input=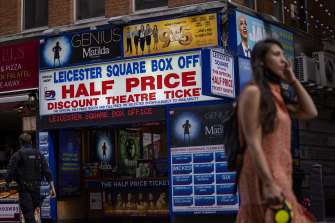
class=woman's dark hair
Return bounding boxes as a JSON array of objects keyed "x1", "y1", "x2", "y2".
[{"x1": 250, "y1": 38, "x2": 296, "y2": 133}]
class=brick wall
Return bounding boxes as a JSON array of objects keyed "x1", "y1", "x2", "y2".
[
  {"x1": 106, "y1": 0, "x2": 132, "y2": 18},
  {"x1": 256, "y1": 0, "x2": 272, "y2": 15},
  {"x1": 169, "y1": 0, "x2": 209, "y2": 8},
  {"x1": 49, "y1": 0, "x2": 74, "y2": 27},
  {"x1": 0, "y1": 0, "x2": 21, "y2": 36}
]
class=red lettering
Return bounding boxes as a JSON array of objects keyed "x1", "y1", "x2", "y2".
[
  {"x1": 141, "y1": 76, "x2": 155, "y2": 91},
  {"x1": 89, "y1": 82, "x2": 101, "y2": 96},
  {"x1": 126, "y1": 78, "x2": 139, "y2": 92},
  {"x1": 112, "y1": 110, "x2": 125, "y2": 117},
  {"x1": 75, "y1": 83, "x2": 90, "y2": 97},
  {"x1": 62, "y1": 85, "x2": 74, "y2": 99},
  {"x1": 148, "y1": 92, "x2": 156, "y2": 100},
  {"x1": 175, "y1": 90, "x2": 183, "y2": 98},
  {"x1": 157, "y1": 75, "x2": 163, "y2": 89},
  {"x1": 182, "y1": 71, "x2": 196, "y2": 87},
  {"x1": 165, "y1": 73, "x2": 179, "y2": 88},
  {"x1": 183, "y1": 88, "x2": 192, "y2": 97},
  {"x1": 102, "y1": 80, "x2": 114, "y2": 94}
]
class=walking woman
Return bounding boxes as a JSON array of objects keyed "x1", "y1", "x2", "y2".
[{"x1": 237, "y1": 39, "x2": 317, "y2": 223}]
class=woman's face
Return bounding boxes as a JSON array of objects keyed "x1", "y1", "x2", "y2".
[
  {"x1": 264, "y1": 44, "x2": 287, "y2": 79},
  {"x1": 238, "y1": 15, "x2": 248, "y2": 40}
]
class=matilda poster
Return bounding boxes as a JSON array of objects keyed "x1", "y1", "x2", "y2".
[
  {"x1": 123, "y1": 13, "x2": 219, "y2": 57},
  {"x1": 89, "y1": 129, "x2": 116, "y2": 177},
  {"x1": 120, "y1": 130, "x2": 141, "y2": 176}
]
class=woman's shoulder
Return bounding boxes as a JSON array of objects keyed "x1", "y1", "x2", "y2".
[{"x1": 240, "y1": 83, "x2": 260, "y2": 98}]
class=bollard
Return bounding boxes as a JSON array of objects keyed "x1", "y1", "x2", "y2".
[{"x1": 310, "y1": 164, "x2": 326, "y2": 222}]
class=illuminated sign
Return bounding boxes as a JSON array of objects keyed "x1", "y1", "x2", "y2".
[
  {"x1": 123, "y1": 12, "x2": 220, "y2": 57},
  {"x1": 40, "y1": 107, "x2": 166, "y2": 129},
  {"x1": 169, "y1": 103, "x2": 240, "y2": 214},
  {"x1": 228, "y1": 10, "x2": 294, "y2": 63},
  {"x1": 39, "y1": 27, "x2": 121, "y2": 69},
  {"x1": 39, "y1": 51, "x2": 216, "y2": 116},
  {"x1": 202, "y1": 49, "x2": 236, "y2": 99},
  {"x1": 0, "y1": 41, "x2": 39, "y2": 93}
]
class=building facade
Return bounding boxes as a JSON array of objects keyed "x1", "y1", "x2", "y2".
[{"x1": 0, "y1": 0, "x2": 334, "y2": 222}]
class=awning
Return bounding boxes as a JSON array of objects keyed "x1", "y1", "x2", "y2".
[{"x1": 0, "y1": 93, "x2": 30, "y2": 113}]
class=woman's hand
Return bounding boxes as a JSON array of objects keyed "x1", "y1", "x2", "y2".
[
  {"x1": 264, "y1": 182, "x2": 285, "y2": 206},
  {"x1": 283, "y1": 59, "x2": 297, "y2": 85}
]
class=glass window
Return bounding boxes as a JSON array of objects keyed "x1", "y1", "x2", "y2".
[
  {"x1": 24, "y1": 0, "x2": 48, "y2": 29},
  {"x1": 274, "y1": 0, "x2": 284, "y2": 22},
  {"x1": 244, "y1": 0, "x2": 256, "y2": 10},
  {"x1": 134, "y1": 0, "x2": 168, "y2": 11},
  {"x1": 76, "y1": 0, "x2": 105, "y2": 20}
]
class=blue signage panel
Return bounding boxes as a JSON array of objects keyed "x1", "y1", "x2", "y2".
[
  {"x1": 173, "y1": 186, "x2": 193, "y2": 196},
  {"x1": 169, "y1": 103, "x2": 240, "y2": 214},
  {"x1": 173, "y1": 175, "x2": 193, "y2": 185},
  {"x1": 59, "y1": 130, "x2": 82, "y2": 196},
  {"x1": 38, "y1": 132, "x2": 57, "y2": 220}
]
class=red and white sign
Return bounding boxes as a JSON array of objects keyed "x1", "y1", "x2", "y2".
[
  {"x1": 0, "y1": 203, "x2": 20, "y2": 221},
  {"x1": 0, "y1": 41, "x2": 39, "y2": 93},
  {"x1": 39, "y1": 51, "x2": 215, "y2": 116},
  {"x1": 210, "y1": 51, "x2": 235, "y2": 98}
]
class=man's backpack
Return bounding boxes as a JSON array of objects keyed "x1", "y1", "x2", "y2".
[
  {"x1": 18, "y1": 148, "x2": 42, "y2": 184},
  {"x1": 222, "y1": 102, "x2": 246, "y2": 194}
]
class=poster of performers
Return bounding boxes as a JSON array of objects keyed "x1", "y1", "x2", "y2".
[
  {"x1": 120, "y1": 129, "x2": 141, "y2": 176},
  {"x1": 123, "y1": 12, "x2": 219, "y2": 57},
  {"x1": 102, "y1": 182, "x2": 169, "y2": 217}
]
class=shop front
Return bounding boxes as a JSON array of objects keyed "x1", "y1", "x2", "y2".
[
  {"x1": 36, "y1": 11, "x2": 243, "y2": 222},
  {"x1": 0, "y1": 40, "x2": 39, "y2": 222}
]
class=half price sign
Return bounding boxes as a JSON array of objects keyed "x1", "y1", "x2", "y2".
[
  {"x1": 39, "y1": 51, "x2": 215, "y2": 116},
  {"x1": 210, "y1": 51, "x2": 235, "y2": 98}
]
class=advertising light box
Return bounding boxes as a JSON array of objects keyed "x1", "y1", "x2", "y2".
[
  {"x1": 0, "y1": 41, "x2": 39, "y2": 93},
  {"x1": 169, "y1": 103, "x2": 240, "y2": 214},
  {"x1": 228, "y1": 10, "x2": 294, "y2": 62},
  {"x1": 39, "y1": 27, "x2": 121, "y2": 69},
  {"x1": 39, "y1": 51, "x2": 216, "y2": 116},
  {"x1": 202, "y1": 49, "x2": 236, "y2": 99},
  {"x1": 123, "y1": 12, "x2": 220, "y2": 57}
]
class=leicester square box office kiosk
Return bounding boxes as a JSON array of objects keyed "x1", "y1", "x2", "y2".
[
  {"x1": 36, "y1": 11, "x2": 244, "y2": 221},
  {"x1": 37, "y1": 48, "x2": 238, "y2": 221},
  {"x1": 37, "y1": 50, "x2": 245, "y2": 222}
]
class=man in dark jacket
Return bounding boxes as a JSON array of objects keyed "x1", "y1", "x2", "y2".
[{"x1": 5, "y1": 133, "x2": 56, "y2": 223}]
